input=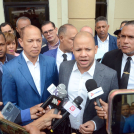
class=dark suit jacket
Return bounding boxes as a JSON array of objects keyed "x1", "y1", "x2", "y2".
[
  {"x1": 43, "y1": 48, "x2": 75, "y2": 60},
  {"x1": 2, "y1": 53, "x2": 58, "y2": 124},
  {"x1": 0, "y1": 54, "x2": 15, "y2": 110},
  {"x1": 101, "y1": 49, "x2": 122, "y2": 87},
  {"x1": 59, "y1": 60, "x2": 118, "y2": 133},
  {"x1": 94, "y1": 33, "x2": 118, "y2": 51}
]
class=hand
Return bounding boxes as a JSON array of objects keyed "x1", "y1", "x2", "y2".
[
  {"x1": 79, "y1": 121, "x2": 95, "y2": 134},
  {"x1": 30, "y1": 103, "x2": 45, "y2": 119},
  {"x1": 0, "y1": 102, "x2": 3, "y2": 106},
  {"x1": 94, "y1": 99, "x2": 108, "y2": 119},
  {"x1": 24, "y1": 125, "x2": 46, "y2": 134},
  {"x1": 29, "y1": 109, "x2": 62, "y2": 130}
]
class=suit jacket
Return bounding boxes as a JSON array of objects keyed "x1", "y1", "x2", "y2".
[
  {"x1": 101, "y1": 49, "x2": 122, "y2": 87},
  {"x1": 59, "y1": 60, "x2": 118, "y2": 133},
  {"x1": 43, "y1": 48, "x2": 75, "y2": 60},
  {"x1": 0, "y1": 54, "x2": 15, "y2": 110},
  {"x1": 94, "y1": 33, "x2": 118, "y2": 51},
  {"x1": 2, "y1": 53, "x2": 58, "y2": 124}
]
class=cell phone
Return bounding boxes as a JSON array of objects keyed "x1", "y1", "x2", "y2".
[
  {"x1": 106, "y1": 89, "x2": 134, "y2": 134},
  {"x1": 1, "y1": 102, "x2": 20, "y2": 123}
]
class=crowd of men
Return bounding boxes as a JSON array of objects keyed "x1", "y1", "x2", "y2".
[{"x1": 0, "y1": 15, "x2": 133, "y2": 134}]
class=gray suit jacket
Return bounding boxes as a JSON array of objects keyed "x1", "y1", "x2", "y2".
[{"x1": 59, "y1": 60, "x2": 118, "y2": 131}]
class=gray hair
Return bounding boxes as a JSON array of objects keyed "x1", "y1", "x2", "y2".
[
  {"x1": 16, "y1": 16, "x2": 31, "y2": 27},
  {"x1": 95, "y1": 16, "x2": 108, "y2": 25},
  {"x1": 58, "y1": 24, "x2": 75, "y2": 35}
]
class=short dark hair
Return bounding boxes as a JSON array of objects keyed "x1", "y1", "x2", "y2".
[
  {"x1": 41, "y1": 21, "x2": 55, "y2": 31},
  {"x1": 95, "y1": 16, "x2": 108, "y2": 25},
  {"x1": 58, "y1": 24, "x2": 74, "y2": 35},
  {"x1": 122, "y1": 103, "x2": 130, "y2": 107},
  {"x1": 124, "y1": 20, "x2": 134, "y2": 27},
  {"x1": 0, "y1": 31, "x2": 6, "y2": 41},
  {"x1": 0, "y1": 22, "x2": 12, "y2": 31}
]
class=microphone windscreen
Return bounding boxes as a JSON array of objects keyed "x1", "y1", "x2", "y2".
[
  {"x1": 85, "y1": 79, "x2": 97, "y2": 92},
  {"x1": 73, "y1": 96, "x2": 83, "y2": 106}
]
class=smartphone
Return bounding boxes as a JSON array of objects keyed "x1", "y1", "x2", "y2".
[
  {"x1": 2, "y1": 102, "x2": 20, "y2": 123},
  {"x1": 106, "y1": 89, "x2": 134, "y2": 134}
]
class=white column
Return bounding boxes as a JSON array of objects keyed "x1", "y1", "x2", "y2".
[{"x1": 0, "y1": 0, "x2": 5, "y2": 24}]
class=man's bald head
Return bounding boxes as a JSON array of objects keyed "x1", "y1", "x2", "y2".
[
  {"x1": 73, "y1": 31, "x2": 97, "y2": 74},
  {"x1": 80, "y1": 26, "x2": 93, "y2": 35},
  {"x1": 21, "y1": 25, "x2": 42, "y2": 39},
  {"x1": 74, "y1": 31, "x2": 95, "y2": 47}
]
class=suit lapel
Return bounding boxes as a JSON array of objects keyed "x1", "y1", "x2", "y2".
[
  {"x1": 114, "y1": 50, "x2": 123, "y2": 85},
  {"x1": 18, "y1": 53, "x2": 39, "y2": 96},
  {"x1": 94, "y1": 35, "x2": 98, "y2": 46},
  {"x1": 39, "y1": 54, "x2": 46, "y2": 96},
  {"x1": 85, "y1": 61, "x2": 105, "y2": 109}
]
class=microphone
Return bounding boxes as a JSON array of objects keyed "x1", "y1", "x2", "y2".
[
  {"x1": 41, "y1": 84, "x2": 67, "y2": 111},
  {"x1": 51, "y1": 96, "x2": 83, "y2": 132},
  {"x1": 85, "y1": 79, "x2": 104, "y2": 107}
]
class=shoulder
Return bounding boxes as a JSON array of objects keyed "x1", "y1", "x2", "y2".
[
  {"x1": 104, "y1": 49, "x2": 121, "y2": 57},
  {"x1": 6, "y1": 54, "x2": 16, "y2": 61},
  {"x1": 40, "y1": 54, "x2": 56, "y2": 63},
  {"x1": 43, "y1": 48, "x2": 57, "y2": 56},
  {"x1": 60, "y1": 60, "x2": 75, "y2": 68},
  {"x1": 109, "y1": 33, "x2": 117, "y2": 41},
  {"x1": 96, "y1": 61, "x2": 117, "y2": 74}
]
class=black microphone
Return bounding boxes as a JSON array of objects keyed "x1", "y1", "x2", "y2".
[
  {"x1": 41, "y1": 84, "x2": 67, "y2": 111},
  {"x1": 50, "y1": 96, "x2": 83, "y2": 132},
  {"x1": 85, "y1": 79, "x2": 102, "y2": 107}
]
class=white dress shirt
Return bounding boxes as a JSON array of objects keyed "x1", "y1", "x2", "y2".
[
  {"x1": 121, "y1": 54, "x2": 134, "y2": 89},
  {"x1": 22, "y1": 51, "x2": 41, "y2": 95},
  {"x1": 68, "y1": 60, "x2": 96, "y2": 129},
  {"x1": 56, "y1": 46, "x2": 72, "y2": 72},
  {"x1": 97, "y1": 35, "x2": 109, "y2": 54}
]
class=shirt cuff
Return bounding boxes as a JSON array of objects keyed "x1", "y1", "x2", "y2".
[
  {"x1": 91, "y1": 120, "x2": 97, "y2": 131},
  {"x1": 21, "y1": 108, "x2": 31, "y2": 123}
]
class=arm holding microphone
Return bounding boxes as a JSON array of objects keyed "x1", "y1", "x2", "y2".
[{"x1": 94, "y1": 99, "x2": 108, "y2": 120}]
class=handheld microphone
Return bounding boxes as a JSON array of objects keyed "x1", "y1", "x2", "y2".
[
  {"x1": 41, "y1": 84, "x2": 67, "y2": 111},
  {"x1": 85, "y1": 79, "x2": 104, "y2": 107},
  {"x1": 51, "y1": 96, "x2": 83, "y2": 132}
]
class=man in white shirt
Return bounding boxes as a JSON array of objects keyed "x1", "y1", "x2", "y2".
[
  {"x1": 43, "y1": 24, "x2": 77, "y2": 72},
  {"x1": 94, "y1": 16, "x2": 118, "y2": 53},
  {"x1": 80, "y1": 26, "x2": 105, "y2": 62},
  {"x1": 59, "y1": 31, "x2": 118, "y2": 134},
  {"x1": 2, "y1": 25, "x2": 58, "y2": 125}
]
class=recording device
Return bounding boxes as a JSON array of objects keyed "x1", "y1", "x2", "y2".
[
  {"x1": 85, "y1": 79, "x2": 104, "y2": 107},
  {"x1": 1, "y1": 102, "x2": 20, "y2": 123},
  {"x1": 41, "y1": 84, "x2": 67, "y2": 111},
  {"x1": 51, "y1": 96, "x2": 83, "y2": 132}
]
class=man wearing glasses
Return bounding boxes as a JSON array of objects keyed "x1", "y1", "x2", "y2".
[{"x1": 41, "y1": 21, "x2": 60, "y2": 52}]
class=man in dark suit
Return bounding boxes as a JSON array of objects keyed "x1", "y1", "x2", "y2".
[
  {"x1": 94, "y1": 16, "x2": 117, "y2": 53},
  {"x1": 43, "y1": 24, "x2": 77, "y2": 72},
  {"x1": 59, "y1": 31, "x2": 118, "y2": 134},
  {"x1": 2, "y1": 25, "x2": 58, "y2": 125},
  {"x1": 0, "y1": 32, "x2": 15, "y2": 110},
  {"x1": 102, "y1": 21, "x2": 134, "y2": 89}
]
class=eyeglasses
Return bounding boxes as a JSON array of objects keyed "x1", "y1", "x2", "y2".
[{"x1": 43, "y1": 29, "x2": 54, "y2": 35}]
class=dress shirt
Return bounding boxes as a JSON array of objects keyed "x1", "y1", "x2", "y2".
[
  {"x1": 56, "y1": 46, "x2": 72, "y2": 72},
  {"x1": 0, "y1": 56, "x2": 8, "y2": 73},
  {"x1": 95, "y1": 48, "x2": 105, "y2": 61},
  {"x1": 97, "y1": 35, "x2": 109, "y2": 53},
  {"x1": 68, "y1": 60, "x2": 96, "y2": 130},
  {"x1": 48, "y1": 39, "x2": 60, "y2": 50},
  {"x1": 121, "y1": 54, "x2": 134, "y2": 89},
  {"x1": 22, "y1": 51, "x2": 41, "y2": 95}
]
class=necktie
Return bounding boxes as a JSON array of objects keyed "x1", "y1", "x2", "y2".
[
  {"x1": 62, "y1": 54, "x2": 67, "y2": 61},
  {"x1": 120, "y1": 57, "x2": 132, "y2": 103}
]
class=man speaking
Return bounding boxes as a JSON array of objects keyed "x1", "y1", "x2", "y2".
[
  {"x1": 2, "y1": 25, "x2": 58, "y2": 124},
  {"x1": 59, "y1": 32, "x2": 118, "y2": 134}
]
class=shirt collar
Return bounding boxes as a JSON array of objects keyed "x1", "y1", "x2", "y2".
[
  {"x1": 73, "y1": 60, "x2": 96, "y2": 77},
  {"x1": 97, "y1": 34, "x2": 109, "y2": 42},
  {"x1": 123, "y1": 53, "x2": 134, "y2": 62},
  {"x1": 22, "y1": 51, "x2": 39, "y2": 64}
]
